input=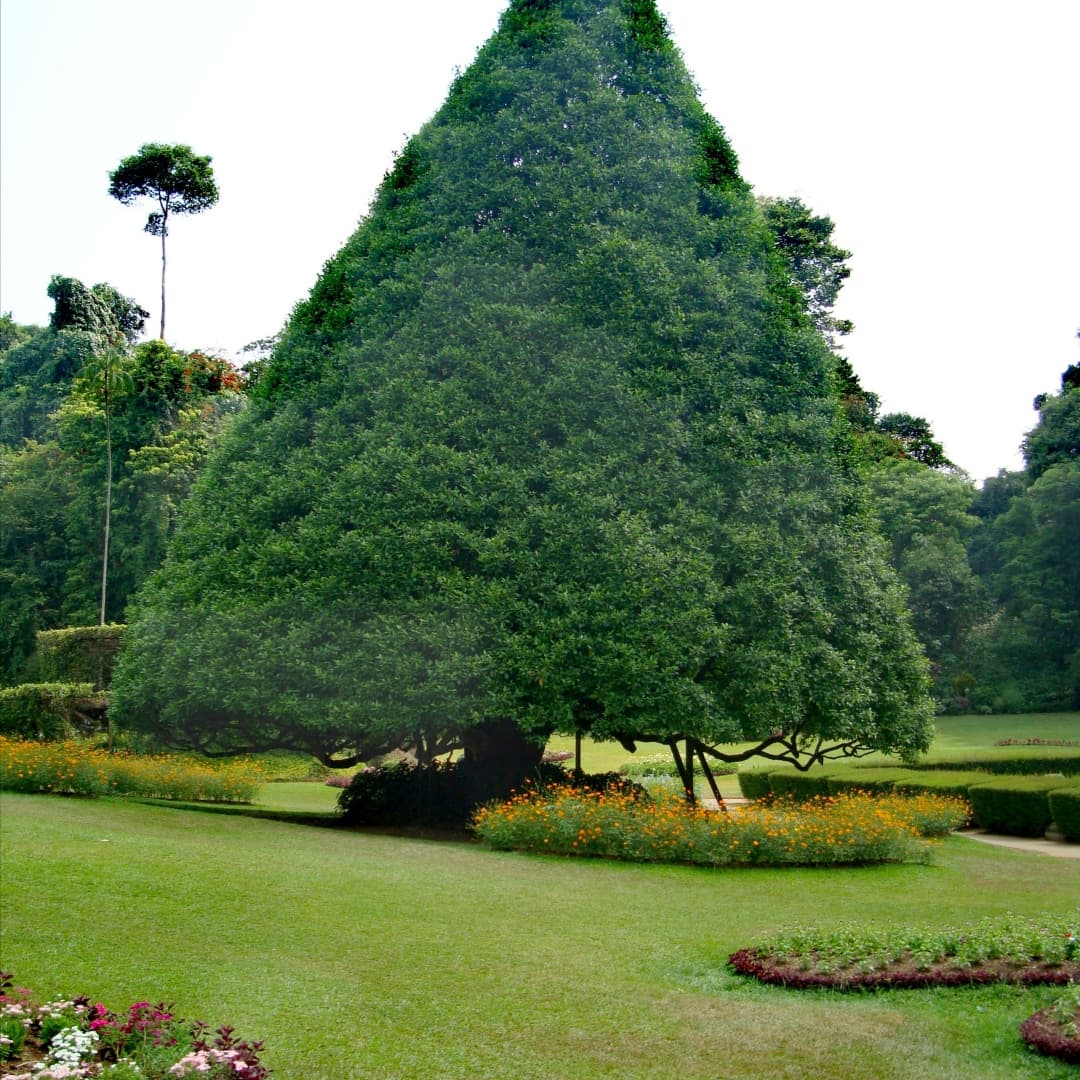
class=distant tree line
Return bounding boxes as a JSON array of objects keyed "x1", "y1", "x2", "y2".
[{"x1": 0, "y1": 280, "x2": 245, "y2": 684}]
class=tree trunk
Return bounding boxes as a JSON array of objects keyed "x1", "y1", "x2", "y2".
[
  {"x1": 99, "y1": 390, "x2": 112, "y2": 627},
  {"x1": 159, "y1": 226, "x2": 167, "y2": 340}
]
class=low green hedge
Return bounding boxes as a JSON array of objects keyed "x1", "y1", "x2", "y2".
[
  {"x1": 889, "y1": 752, "x2": 1080, "y2": 776},
  {"x1": 766, "y1": 770, "x2": 832, "y2": 799},
  {"x1": 736, "y1": 770, "x2": 776, "y2": 800},
  {"x1": 892, "y1": 771, "x2": 993, "y2": 799},
  {"x1": 0, "y1": 683, "x2": 97, "y2": 739},
  {"x1": 825, "y1": 768, "x2": 919, "y2": 795},
  {"x1": 1047, "y1": 788, "x2": 1080, "y2": 841},
  {"x1": 967, "y1": 776, "x2": 1080, "y2": 838}
]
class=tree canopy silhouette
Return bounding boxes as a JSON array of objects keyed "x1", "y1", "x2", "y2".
[{"x1": 111, "y1": 0, "x2": 933, "y2": 792}]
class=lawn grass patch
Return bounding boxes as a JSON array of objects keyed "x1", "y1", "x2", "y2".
[{"x1": 3, "y1": 793, "x2": 1079, "y2": 1077}]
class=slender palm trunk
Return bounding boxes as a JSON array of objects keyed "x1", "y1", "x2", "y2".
[
  {"x1": 99, "y1": 385, "x2": 112, "y2": 627},
  {"x1": 159, "y1": 228, "x2": 167, "y2": 340}
]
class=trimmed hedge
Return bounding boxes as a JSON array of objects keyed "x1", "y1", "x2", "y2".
[
  {"x1": 892, "y1": 771, "x2": 994, "y2": 799},
  {"x1": 825, "y1": 768, "x2": 919, "y2": 795},
  {"x1": 736, "y1": 769, "x2": 776, "y2": 800},
  {"x1": 967, "y1": 776, "x2": 1080, "y2": 837},
  {"x1": 1048, "y1": 788, "x2": 1080, "y2": 841},
  {"x1": 0, "y1": 683, "x2": 97, "y2": 739},
  {"x1": 885, "y1": 752, "x2": 1080, "y2": 776},
  {"x1": 34, "y1": 624, "x2": 125, "y2": 690},
  {"x1": 766, "y1": 770, "x2": 832, "y2": 800}
]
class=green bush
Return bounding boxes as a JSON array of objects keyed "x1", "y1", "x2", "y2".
[
  {"x1": 35, "y1": 624, "x2": 125, "y2": 690},
  {"x1": 736, "y1": 770, "x2": 776, "y2": 800},
  {"x1": 1048, "y1": 788, "x2": 1080, "y2": 841},
  {"x1": 892, "y1": 771, "x2": 994, "y2": 799},
  {"x1": 338, "y1": 761, "x2": 644, "y2": 829},
  {"x1": 0, "y1": 683, "x2": 96, "y2": 739},
  {"x1": 766, "y1": 769, "x2": 833, "y2": 800},
  {"x1": 898, "y1": 752, "x2": 1080, "y2": 776},
  {"x1": 967, "y1": 776, "x2": 1078, "y2": 837},
  {"x1": 825, "y1": 768, "x2": 919, "y2": 795}
]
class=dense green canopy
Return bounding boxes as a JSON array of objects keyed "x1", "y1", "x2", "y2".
[{"x1": 111, "y1": 0, "x2": 933, "y2": 770}]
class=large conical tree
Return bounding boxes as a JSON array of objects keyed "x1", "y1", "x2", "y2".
[{"x1": 111, "y1": 0, "x2": 932, "y2": 793}]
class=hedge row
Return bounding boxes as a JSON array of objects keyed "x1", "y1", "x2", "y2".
[
  {"x1": 738, "y1": 766, "x2": 1080, "y2": 839},
  {"x1": 899, "y1": 753, "x2": 1080, "y2": 776}
]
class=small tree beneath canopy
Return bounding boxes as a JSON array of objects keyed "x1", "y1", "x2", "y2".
[{"x1": 108, "y1": 144, "x2": 218, "y2": 340}]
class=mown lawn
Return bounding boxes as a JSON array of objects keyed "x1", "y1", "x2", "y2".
[{"x1": 1, "y1": 792, "x2": 1077, "y2": 1078}]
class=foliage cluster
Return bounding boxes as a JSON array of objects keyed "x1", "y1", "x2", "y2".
[
  {"x1": 33, "y1": 626, "x2": 125, "y2": 690},
  {"x1": 0, "y1": 974, "x2": 268, "y2": 1078},
  {"x1": 962, "y1": 361, "x2": 1080, "y2": 713},
  {"x1": 1048, "y1": 788, "x2": 1080, "y2": 841},
  {"x1": 337, "y1": 759, "x2": 639, "y2": 828},
  {"x1": 0, "y1": 685, "x2": 98, "y2": 740},
  {"x1": 472, "y1": 786, "x2": 967, "y2": 866},
  {"x1": 728, "y1": 913, "x2": 1080, "y2": 990},
  {"x1": 741, "y1": 764, "x2": 1080, "y2": 836},
  {"x1": 966, "y1": 776, "x2": 1080, "y2": 838},
  {"x1": 0, "y1": 738, "x2": 263, "y2": 803},
  {"x1": 1, "y1": 310, "x2": 244, "y2": 684}
]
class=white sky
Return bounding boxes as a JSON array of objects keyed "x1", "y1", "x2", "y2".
[{"x1": 2, "y1": 0, "x2": 1077, "y2": 481}]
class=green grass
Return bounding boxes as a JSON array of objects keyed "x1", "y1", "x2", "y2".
[
  {"x1": 932, "y1": 714, "x2": 1080, "y2": 752},
  {"x1": 2, "y1": 792, "x2": 1078, "y2": 1078}
]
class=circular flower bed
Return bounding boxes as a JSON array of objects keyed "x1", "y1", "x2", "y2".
[{"x1": 1020, "y1": 985, "x2": 1080, "y2": 1065}]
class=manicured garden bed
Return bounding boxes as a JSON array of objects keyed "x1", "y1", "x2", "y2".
[
  {"x1": 1020, "y1": 983, "x2": 1080, "y2": 1065},
  {"x1": 727, "y1": 916, "x2": 1079, "y2": 990},
  {"x1": 473, "y1": 785, "x2": 969, "y2": 866},
  {"x1": 0, "y1": 973, "x2": 269, "y2": 1078}
]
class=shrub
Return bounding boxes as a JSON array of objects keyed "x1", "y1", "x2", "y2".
[
  {"x1": 897, "y1": 752, "x2": 1080, "y2": 776},
  {"x1": 736, "y1": 769, "x2": 775, "y2": 800},
  {"x1": 825, "y1": 768, "x2": 919, "y2": 795},
  {"x1": 891, "y1": 771, "x2": 993, "y2": 801},
  {"x1": 337, "y1": 760, "x2": 474, "y2": 828},
  {"x1": 1048, "y1": 787, "x2": 1080, "y2": 841},
  {"x1": 766, "y1": 769, "x2": 832, "y2": 800},
  {"x1": 0, "y1": 974, "x2": 270, "y2": 1077},
  {"x1": 967, "y1": 776, "x2": 1080, "y2": 837},
  {"x1": 35, "y1": 624, "x2": 125, "y2": 690},
  {"x1": 0, "y1": 737, "x2": 264, "y2": 802},
  {"x1": 338, "y1": 760, "x2": 641, "y2": 829},
  {"x1": 0, "y1": 683, "x2": 98, "y2": 740}
]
